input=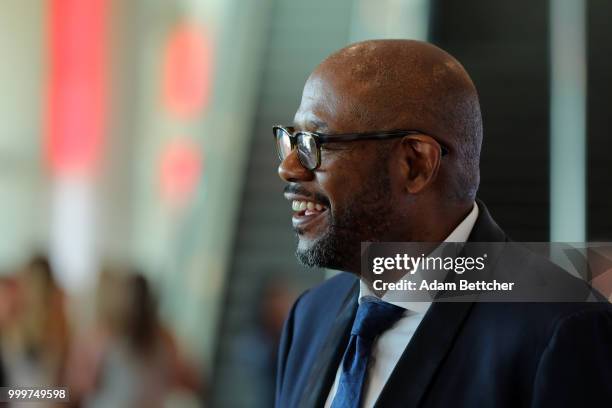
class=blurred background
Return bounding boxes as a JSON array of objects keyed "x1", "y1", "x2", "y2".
[{"x1": 0, "y1": 0, "x2": 610, "y2": 407}]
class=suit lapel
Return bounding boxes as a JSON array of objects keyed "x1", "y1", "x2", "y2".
[
  {"x1": 374, "y1": 200, "x2": 507, "y2": 407},
  {"x1": 298, "y1": 279, "x2": 359, "y2": 408},
  {"x1": 376, "y1": 300, "x2": 477, "y2": 407}
]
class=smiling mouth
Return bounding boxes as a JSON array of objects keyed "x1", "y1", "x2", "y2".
[
  {"x1": 292, "y1": 199, "x2": 327, "y2": 216},
  {"x1": 291, "y1": 199, "x2": 328, "y2": 231}
]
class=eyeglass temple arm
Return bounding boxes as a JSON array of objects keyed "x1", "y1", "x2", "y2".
[{"x1": 315, "y1": 131, "x2": 449, "y2": 155}]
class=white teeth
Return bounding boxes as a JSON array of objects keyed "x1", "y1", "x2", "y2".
[{"x1": 291, "y1": 200, "x2": 326, "y2": 213}]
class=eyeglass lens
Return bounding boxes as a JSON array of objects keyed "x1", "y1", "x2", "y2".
[
  {"x1": 275, "y1": 128, "x2": 319, "y2": 170},
  {"x1": 296, "y1": 133, "x2": 318, "y2": 170},
  {"x1": 274, "y1": 128, "x2": 293, "y2": 161}
]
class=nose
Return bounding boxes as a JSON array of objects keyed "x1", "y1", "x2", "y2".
[{"x1": 278, "y1": 149, "x2": 315, "y2": 183}]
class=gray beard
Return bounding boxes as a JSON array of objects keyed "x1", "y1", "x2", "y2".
[{"x1": 295, "y1": 223, "x2": 356, "y2": 271}]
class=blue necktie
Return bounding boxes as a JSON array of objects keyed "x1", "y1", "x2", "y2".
[{"x1": 331, "y1": 296, "x2": 405, "y2": 408}]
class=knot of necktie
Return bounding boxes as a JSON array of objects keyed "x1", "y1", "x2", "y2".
[{"x1": 351, "y1": 296, "x2": 405, "y2": 341}]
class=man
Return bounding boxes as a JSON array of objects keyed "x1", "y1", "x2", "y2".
[{"x1": 273, "y1": 40, "x2": 612, "y2": 408}]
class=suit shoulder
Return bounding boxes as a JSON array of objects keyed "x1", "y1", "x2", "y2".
[
  {"x1": 473, "y1": 300, "x2": 612, "y2": 345},
  {"x1": 294, "y1": 272, "x2": 357, "y2": 318},
  {"x1": 492, "y1": 242, "x2": 607, "y2": 302},
  {"x1": 546, "y1": 301, "x2": 612, "y2": 327},
  {"x1": 300, "y1": 272, "x2": 357, "y2": 302}
]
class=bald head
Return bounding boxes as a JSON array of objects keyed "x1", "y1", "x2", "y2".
[{"x1": 296, "y1": 39, "x2": 482, "y2": 201}]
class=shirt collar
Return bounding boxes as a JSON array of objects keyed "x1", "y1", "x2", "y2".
[{"x1": 359, "y1": 202, "x2": 479, "y2": 313}]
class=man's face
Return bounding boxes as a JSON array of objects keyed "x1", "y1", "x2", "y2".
[{"x1": 278, "y1": 74, "x2": 402, "y2": 272}]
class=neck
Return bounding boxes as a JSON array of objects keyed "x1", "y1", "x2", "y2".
[
  {"x1": 401, "y1": 201, "x2": 473, "y2": 242},
  {"x1": 340, "y1": 201, "x2": 474, "y2": 276}
]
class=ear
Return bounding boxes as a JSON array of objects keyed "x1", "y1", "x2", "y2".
[{"x1": 399, "y1": 135, "x2": 443, "y2": 194}]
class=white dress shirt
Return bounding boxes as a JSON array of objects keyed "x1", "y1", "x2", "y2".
[{"x1": 324, "y1": 202, "x2": 479, "y2": 408}]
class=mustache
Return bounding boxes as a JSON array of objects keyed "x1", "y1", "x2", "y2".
[{"x1": 284, "y1": 184, "x2": 331, "y2": 207}]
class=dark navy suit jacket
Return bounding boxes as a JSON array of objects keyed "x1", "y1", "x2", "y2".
[{"x1": 275, "y1": 202, "x2": 612, "y2": 407}]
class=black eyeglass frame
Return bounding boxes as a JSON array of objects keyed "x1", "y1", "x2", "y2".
[{"x1": 273, "y1": 125, "x2": 449, "y2": 171}]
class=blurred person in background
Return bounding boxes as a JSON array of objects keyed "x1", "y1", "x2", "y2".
[
  {"x1": 231, "y1": 275, "x2": 298, "y2": 408},
  {"x1": 0, "y1": 256, "x2": 69, "y2": 400},
  {"x1": 66, "y1": 270, "x2": 203, "y2": 408},
  {"x1": 0, "y1": 275, "x2": 22, "y2": 387}
]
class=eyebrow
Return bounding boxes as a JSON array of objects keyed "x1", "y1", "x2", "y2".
[{"x1": 294, "y1": 119, "x2": 329, "y2": 132}]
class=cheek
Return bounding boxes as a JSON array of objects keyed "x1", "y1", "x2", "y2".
[
  {"x1": 388, "y1": 158, "x2": 408, "y2": 197},
  {"x1": 316, "y1": 157, "x2": 365, "y2": 206},
  {"x1": 317, "y1": 143, "x2": 396, "y2": 205}
]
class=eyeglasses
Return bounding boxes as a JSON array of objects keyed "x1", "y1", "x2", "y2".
[{"x1": 273, "y1": 125, "x2": 449, "y2": 171}]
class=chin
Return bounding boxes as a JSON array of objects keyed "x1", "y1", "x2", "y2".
[
  {"x1": 295, "y1": 236, "x2": 319, "y2": 266},
  {"x1": 294, "y1": 233, "x2": 355, "y2": 272},
  {"x1": 296, "y1": 236, "x2": 310, "y2": 252}
]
